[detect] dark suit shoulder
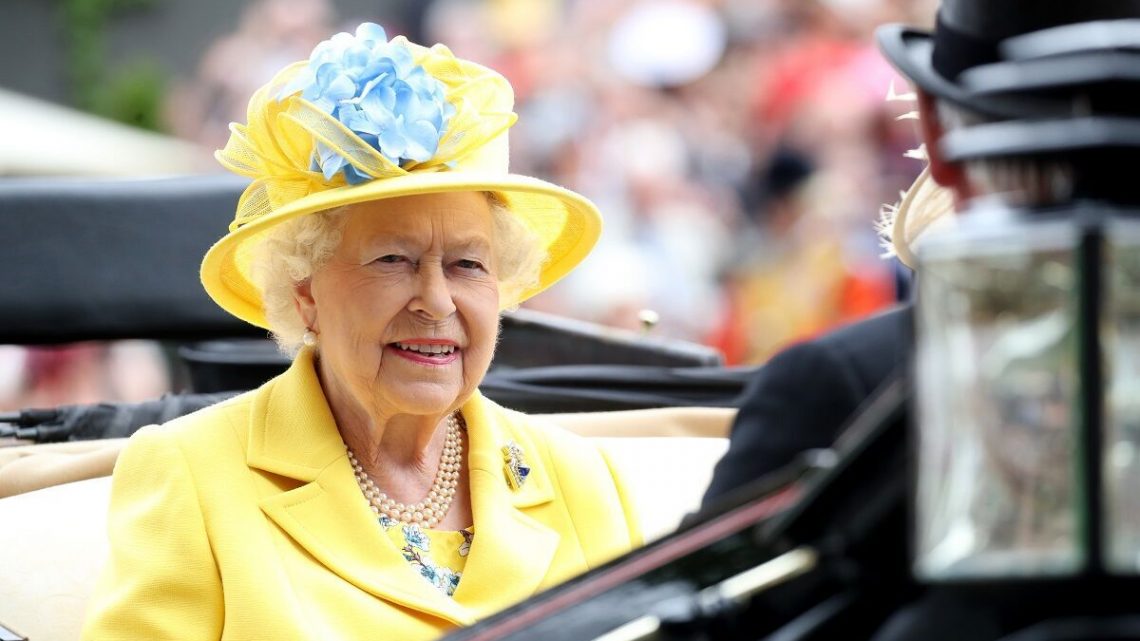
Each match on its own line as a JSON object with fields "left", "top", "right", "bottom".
{"left": 734, "top": 305, "right": 910, "bottom": 409}
{"left": 701, "top": 305, "right": 911, "bottom": 507}
{"left": 808, "top": 305, "right": 911, "bottom": 400}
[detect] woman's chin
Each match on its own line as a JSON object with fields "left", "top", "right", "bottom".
{"left": 380, "top": 381, "right": 472, "bottom": 417}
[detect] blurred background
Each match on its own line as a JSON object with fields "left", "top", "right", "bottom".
{"left": 0, "top": 0, "right": 932, "bottom": 410}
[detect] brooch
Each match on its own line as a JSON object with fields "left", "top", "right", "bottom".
{"left": 502, "top": 441, "right": 531, "bottom": 490}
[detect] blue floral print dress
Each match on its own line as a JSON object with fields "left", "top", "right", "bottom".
{"left": 378, "top": 515, "right": 474, "bottom": 597}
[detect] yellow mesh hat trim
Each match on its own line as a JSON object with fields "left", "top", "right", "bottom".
{"left": 214, "top": 39, "right": 517, "bottom": 231}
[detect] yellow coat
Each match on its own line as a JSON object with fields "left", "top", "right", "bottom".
{"left": 81, "top": 351, "right": 641, "bottom": 640}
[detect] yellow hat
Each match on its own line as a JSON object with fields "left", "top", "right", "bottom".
{"left": 201, "top": 24, "right": 602, "bottom": 329}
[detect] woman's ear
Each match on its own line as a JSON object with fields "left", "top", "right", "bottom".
{"left": 916, "top": 90, "right": 968, "bottom": 195}
{"left": 293, "top": 278, "right": 318, "bottom": 332}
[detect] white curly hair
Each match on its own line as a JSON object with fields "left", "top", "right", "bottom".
{"left": 251, "top": 193, "right": 547, "bottom": 355}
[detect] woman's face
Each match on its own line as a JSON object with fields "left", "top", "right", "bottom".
{"left": 295, "top": 191, "right": 500, "bottom": 422}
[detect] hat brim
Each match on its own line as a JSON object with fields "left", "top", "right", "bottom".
{"left": 877, "top": 25, "right": 968, "bottom": 105}
{"left": 875, "top": 24, "right": 1062, "bottom": 120}
{"left": 201, "top": 171, "right": 602, "bottom": 329}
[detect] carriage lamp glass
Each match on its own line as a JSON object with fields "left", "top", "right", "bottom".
{"left": 913, "top": 205, "right": 1080, "bottom": 580}
{"left": 1103, "top": 222, "right": 1140, "bottom": 573}
{"left": 914, "top": 204, "right": 1140, "bottom": 580}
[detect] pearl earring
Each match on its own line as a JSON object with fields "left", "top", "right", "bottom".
{"left": 302, "top": 329, "right": 318, "bottom": 347}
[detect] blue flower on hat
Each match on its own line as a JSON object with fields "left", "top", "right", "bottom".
{"left": 281, "top": 22, "right": 456, "bottom": 184}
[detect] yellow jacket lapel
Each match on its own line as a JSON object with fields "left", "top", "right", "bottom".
{"left": 245, "top": 348, "right": 344, "bottom": 480}
{"left": 259, "top": 467, "right": 474, "bottom": 626}
{"left": 453, "top": 392, "right": 559, "bottom": 616}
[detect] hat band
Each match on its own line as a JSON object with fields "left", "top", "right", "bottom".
{"left": 931, "top": 11, "right": 1003, "bottom": 81}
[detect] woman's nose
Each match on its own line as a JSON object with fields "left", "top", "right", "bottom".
{"left": 408, "top": 263, "right": 457, "bottom": 319}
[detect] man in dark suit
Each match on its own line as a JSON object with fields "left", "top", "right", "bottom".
{"left": 702, "top": 0, "right": 1140, "bottom": 511}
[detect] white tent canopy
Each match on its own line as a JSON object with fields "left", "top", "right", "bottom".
{"left": 0, "top": 88, "right": 212, "bottom": 176}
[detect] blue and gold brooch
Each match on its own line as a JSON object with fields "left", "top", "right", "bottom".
{"left": 502, "top": 441, "right": 530, "bottom": 490}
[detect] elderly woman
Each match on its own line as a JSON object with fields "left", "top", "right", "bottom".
{"left": 82, "top": 24, "right": 640, "bottom": 641}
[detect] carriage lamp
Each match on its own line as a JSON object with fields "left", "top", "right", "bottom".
{"left": 912, "top": 201, "right": 1140, "bottom": 580}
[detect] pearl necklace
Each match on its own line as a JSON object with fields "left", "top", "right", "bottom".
{"left": 347, "top": 413, "right": 462, "bottom": 529}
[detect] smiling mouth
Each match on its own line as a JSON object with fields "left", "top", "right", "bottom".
{"left": 393, "top": 342, "right": 457, "bottom": 355}
{"left": 388, "top": 341, "right": 460, "bottom": 365}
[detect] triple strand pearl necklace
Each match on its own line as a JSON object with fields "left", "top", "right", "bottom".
{"left": 347, "top": 413, "right": 463, "bottom": 529}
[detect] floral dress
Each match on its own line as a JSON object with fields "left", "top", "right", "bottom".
{"left": 377, "top": 515, "right": 474, "bottom": 597}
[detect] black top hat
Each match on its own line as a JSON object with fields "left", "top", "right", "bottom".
{"left": 877, "top": 0, "right": 1140, "bottom": 119}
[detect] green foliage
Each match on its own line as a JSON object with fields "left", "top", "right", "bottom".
{"left": 92, "top": 61, "right": 166, "bottom": 131}
{"left": 58, "top": 0, "right": 166, "bottom": 131}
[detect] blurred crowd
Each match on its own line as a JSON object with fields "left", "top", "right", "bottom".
{"left": 3, "top": 0, "right": 934, "bottom": 412}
